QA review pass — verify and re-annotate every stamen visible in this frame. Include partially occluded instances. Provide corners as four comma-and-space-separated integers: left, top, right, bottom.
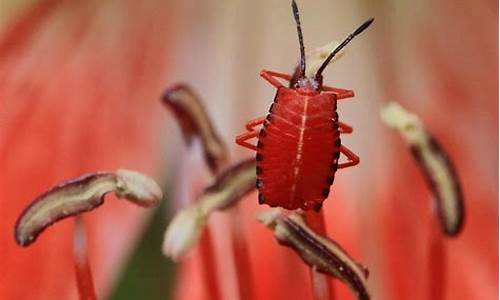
258, 210, 370, 300
305, 40, 345, 78
290, 40, 346, 87
163, 159, 256, 260
380, 102, 465, 236
15, 169, 163, 247
162, 84, 228, 174
73, 217, 97, 300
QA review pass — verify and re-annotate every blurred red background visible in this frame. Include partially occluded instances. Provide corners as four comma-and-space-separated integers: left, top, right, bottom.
0, 0, 497, 299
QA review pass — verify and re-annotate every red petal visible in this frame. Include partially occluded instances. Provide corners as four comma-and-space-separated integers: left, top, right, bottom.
0, 0, 175, 298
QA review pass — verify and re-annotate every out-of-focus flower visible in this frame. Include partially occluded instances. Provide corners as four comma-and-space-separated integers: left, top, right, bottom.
3, 0, 496, 300
0, 0, 175, 298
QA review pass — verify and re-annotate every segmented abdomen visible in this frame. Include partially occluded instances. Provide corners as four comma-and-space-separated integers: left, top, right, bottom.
257, 88, 340, 211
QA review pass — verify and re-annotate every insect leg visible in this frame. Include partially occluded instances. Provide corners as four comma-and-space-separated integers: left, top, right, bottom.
338, 145, 360, 169
236, 131, 259, 151
338, 122, 353, 134
236, 116, 265, 151
260, 70, 292, 88
245, 117, 265, 131
323, 85, 354, 100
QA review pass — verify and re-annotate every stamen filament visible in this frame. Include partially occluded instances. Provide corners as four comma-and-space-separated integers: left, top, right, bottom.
199, 228, 222, 300
305, 210, 336, 300
73, 217, 97, 300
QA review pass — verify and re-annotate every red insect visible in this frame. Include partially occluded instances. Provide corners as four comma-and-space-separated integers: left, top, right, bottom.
236, 1, 373, 211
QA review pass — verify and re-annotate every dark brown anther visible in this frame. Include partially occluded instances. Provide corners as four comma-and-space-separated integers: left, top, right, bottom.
200, 158, 257, 211
163, 158, 257, 260
161, 84, 228, 174
15, 170, 163, 247
409, 137, 465, 235
258, 210, 370, 300
381, 102, 465, 236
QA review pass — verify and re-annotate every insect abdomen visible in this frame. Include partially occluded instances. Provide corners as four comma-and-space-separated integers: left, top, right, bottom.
257, 88, 340, 211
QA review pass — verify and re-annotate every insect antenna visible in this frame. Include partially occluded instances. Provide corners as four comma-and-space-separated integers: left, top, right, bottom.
292, 0, 306, 78
315, 18, 374, 81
